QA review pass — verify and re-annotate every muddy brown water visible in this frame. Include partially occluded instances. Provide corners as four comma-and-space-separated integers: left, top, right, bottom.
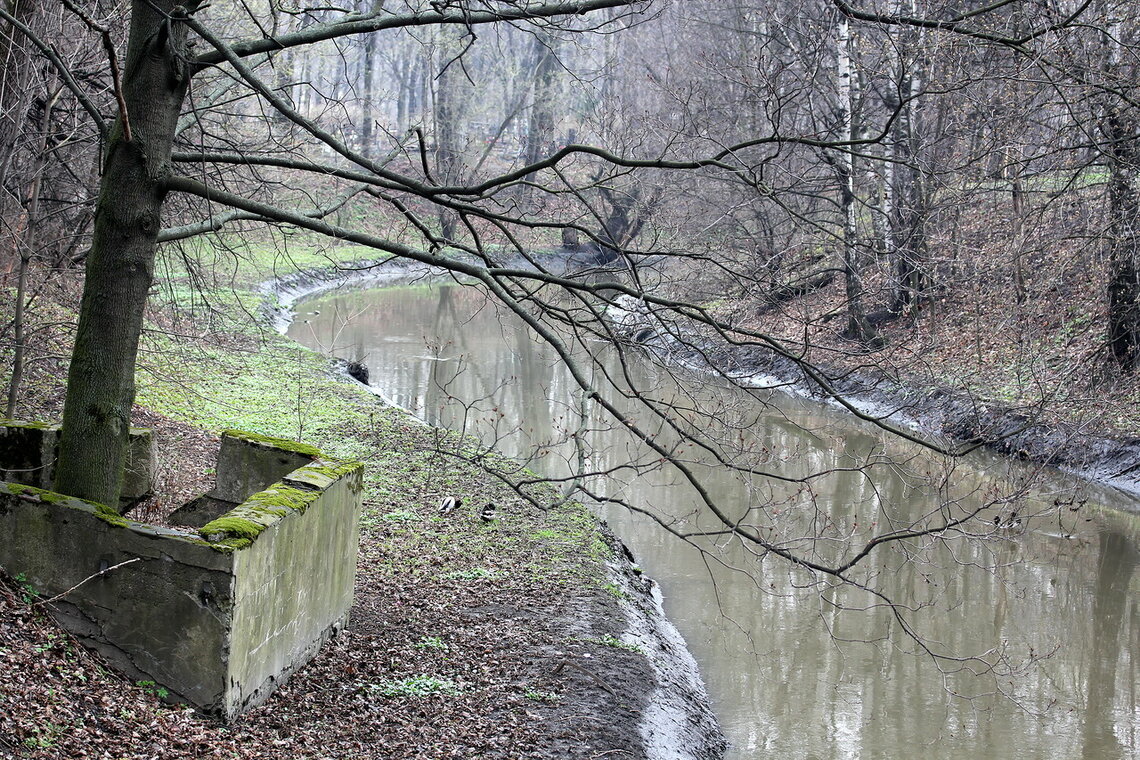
289, 283, 1139, 760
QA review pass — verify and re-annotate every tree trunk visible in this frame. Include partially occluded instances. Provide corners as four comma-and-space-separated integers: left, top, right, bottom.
884, 0, 929, 317
523, 32, 559, 171
1105, 107, 1140, 372
836, 13, 878, 347
269, 5, 295, 127
432, 28, 465, 241
0, 0, 40, 267
361, 31, 377, 156
4, 85, 58, 417
53, 0, 197, 507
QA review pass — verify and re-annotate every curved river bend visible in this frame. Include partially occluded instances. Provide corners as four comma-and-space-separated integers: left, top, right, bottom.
289, 283, 1139, 760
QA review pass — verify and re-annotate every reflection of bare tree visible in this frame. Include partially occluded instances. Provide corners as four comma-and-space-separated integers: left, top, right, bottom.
1081, 530, 1137, 760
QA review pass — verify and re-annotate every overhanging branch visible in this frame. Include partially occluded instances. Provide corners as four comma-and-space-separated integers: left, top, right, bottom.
194, 0, 646, 66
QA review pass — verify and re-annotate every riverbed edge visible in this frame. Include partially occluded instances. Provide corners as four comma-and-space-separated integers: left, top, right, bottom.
606, 295, 1140, 504
259, 257, 729, 760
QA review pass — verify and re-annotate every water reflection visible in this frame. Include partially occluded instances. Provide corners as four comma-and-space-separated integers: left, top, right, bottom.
289, 283, 1139, 760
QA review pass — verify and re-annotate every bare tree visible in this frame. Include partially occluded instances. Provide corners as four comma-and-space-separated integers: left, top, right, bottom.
4, 1, 1138, 689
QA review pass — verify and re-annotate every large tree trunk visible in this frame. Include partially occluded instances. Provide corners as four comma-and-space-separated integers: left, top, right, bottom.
432, 27, 466, 241
1105, 103, 1140, 371
836, 12, 878, 347
523, 32, 559, 171
53, 0, 196, 507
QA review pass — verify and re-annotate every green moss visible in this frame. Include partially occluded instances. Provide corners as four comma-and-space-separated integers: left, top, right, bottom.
222, 429, 322, 458
247, 484, 319, 514
93, 503, 129, 528
198, 484, 318, 543
1, 482, 130, 528
301, 460, 363, 479
0, 420, 55, 430
199, 515, 267, 539
286, 460, 365, 493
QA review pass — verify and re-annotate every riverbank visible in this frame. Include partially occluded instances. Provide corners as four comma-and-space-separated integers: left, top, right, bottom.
273, 257, 1140, 760
0, 252, 726, 759
608, 289, 1140, 503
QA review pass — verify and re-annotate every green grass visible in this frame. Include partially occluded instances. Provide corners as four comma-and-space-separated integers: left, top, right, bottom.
523, 688, 560, 703
156, 233, 394, 289
133, 243, 622, 605
414, 636, 448, 651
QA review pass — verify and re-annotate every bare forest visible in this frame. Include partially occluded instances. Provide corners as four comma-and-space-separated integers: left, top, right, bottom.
1, 0, 1139, 757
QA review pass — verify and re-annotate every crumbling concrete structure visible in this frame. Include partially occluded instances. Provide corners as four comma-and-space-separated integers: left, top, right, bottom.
0, 424, 363, 719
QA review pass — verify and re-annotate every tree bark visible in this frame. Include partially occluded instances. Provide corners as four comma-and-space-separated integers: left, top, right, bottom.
884, 0, 929, 317
1105, 104, 1140, 372
523, 31, 559, 172
4, 85, 58, 417
432, 27, 465, 241
836, 12, 878, 347
1100, 12, 1140, 372
0, 0, 40, 266
360, 30, 377, 156
53, 0, 197, 506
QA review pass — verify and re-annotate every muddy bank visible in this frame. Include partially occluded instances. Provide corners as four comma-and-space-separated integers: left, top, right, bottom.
504, 526, 726, 760
261, 256, 422, 331
262, 260, 727, 760
609, 296, 1140, 502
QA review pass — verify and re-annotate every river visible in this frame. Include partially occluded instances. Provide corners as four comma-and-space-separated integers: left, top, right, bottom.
288, 281, 1139, 760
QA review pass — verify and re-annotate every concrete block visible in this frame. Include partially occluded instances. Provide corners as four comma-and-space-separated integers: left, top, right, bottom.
210, 429, 318, 504
0, 421, 57, 488
0, 427, 362, 720
0, 421, 154, 508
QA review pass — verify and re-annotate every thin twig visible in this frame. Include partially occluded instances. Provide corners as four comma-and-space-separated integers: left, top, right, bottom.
33, 557, 143, 607
551, 659, 618, 696
60, 0, 132, 142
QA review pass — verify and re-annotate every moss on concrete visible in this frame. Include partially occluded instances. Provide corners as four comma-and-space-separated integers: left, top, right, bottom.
94, 503, 129, 528
221, 429, 321, 458
0, 481, 144, 533
246, 484, 319, 514
0, 420, 55, 430
199, 484, 318, 543
286, 460, 364, 492
301, 461, 363, 479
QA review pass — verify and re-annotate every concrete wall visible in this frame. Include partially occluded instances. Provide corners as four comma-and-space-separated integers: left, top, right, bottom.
226, 462, 362, 711
0, 421, 155, 506
0, 483, 234, 707
0, 426, 363, 719
210, 430, 319, 504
